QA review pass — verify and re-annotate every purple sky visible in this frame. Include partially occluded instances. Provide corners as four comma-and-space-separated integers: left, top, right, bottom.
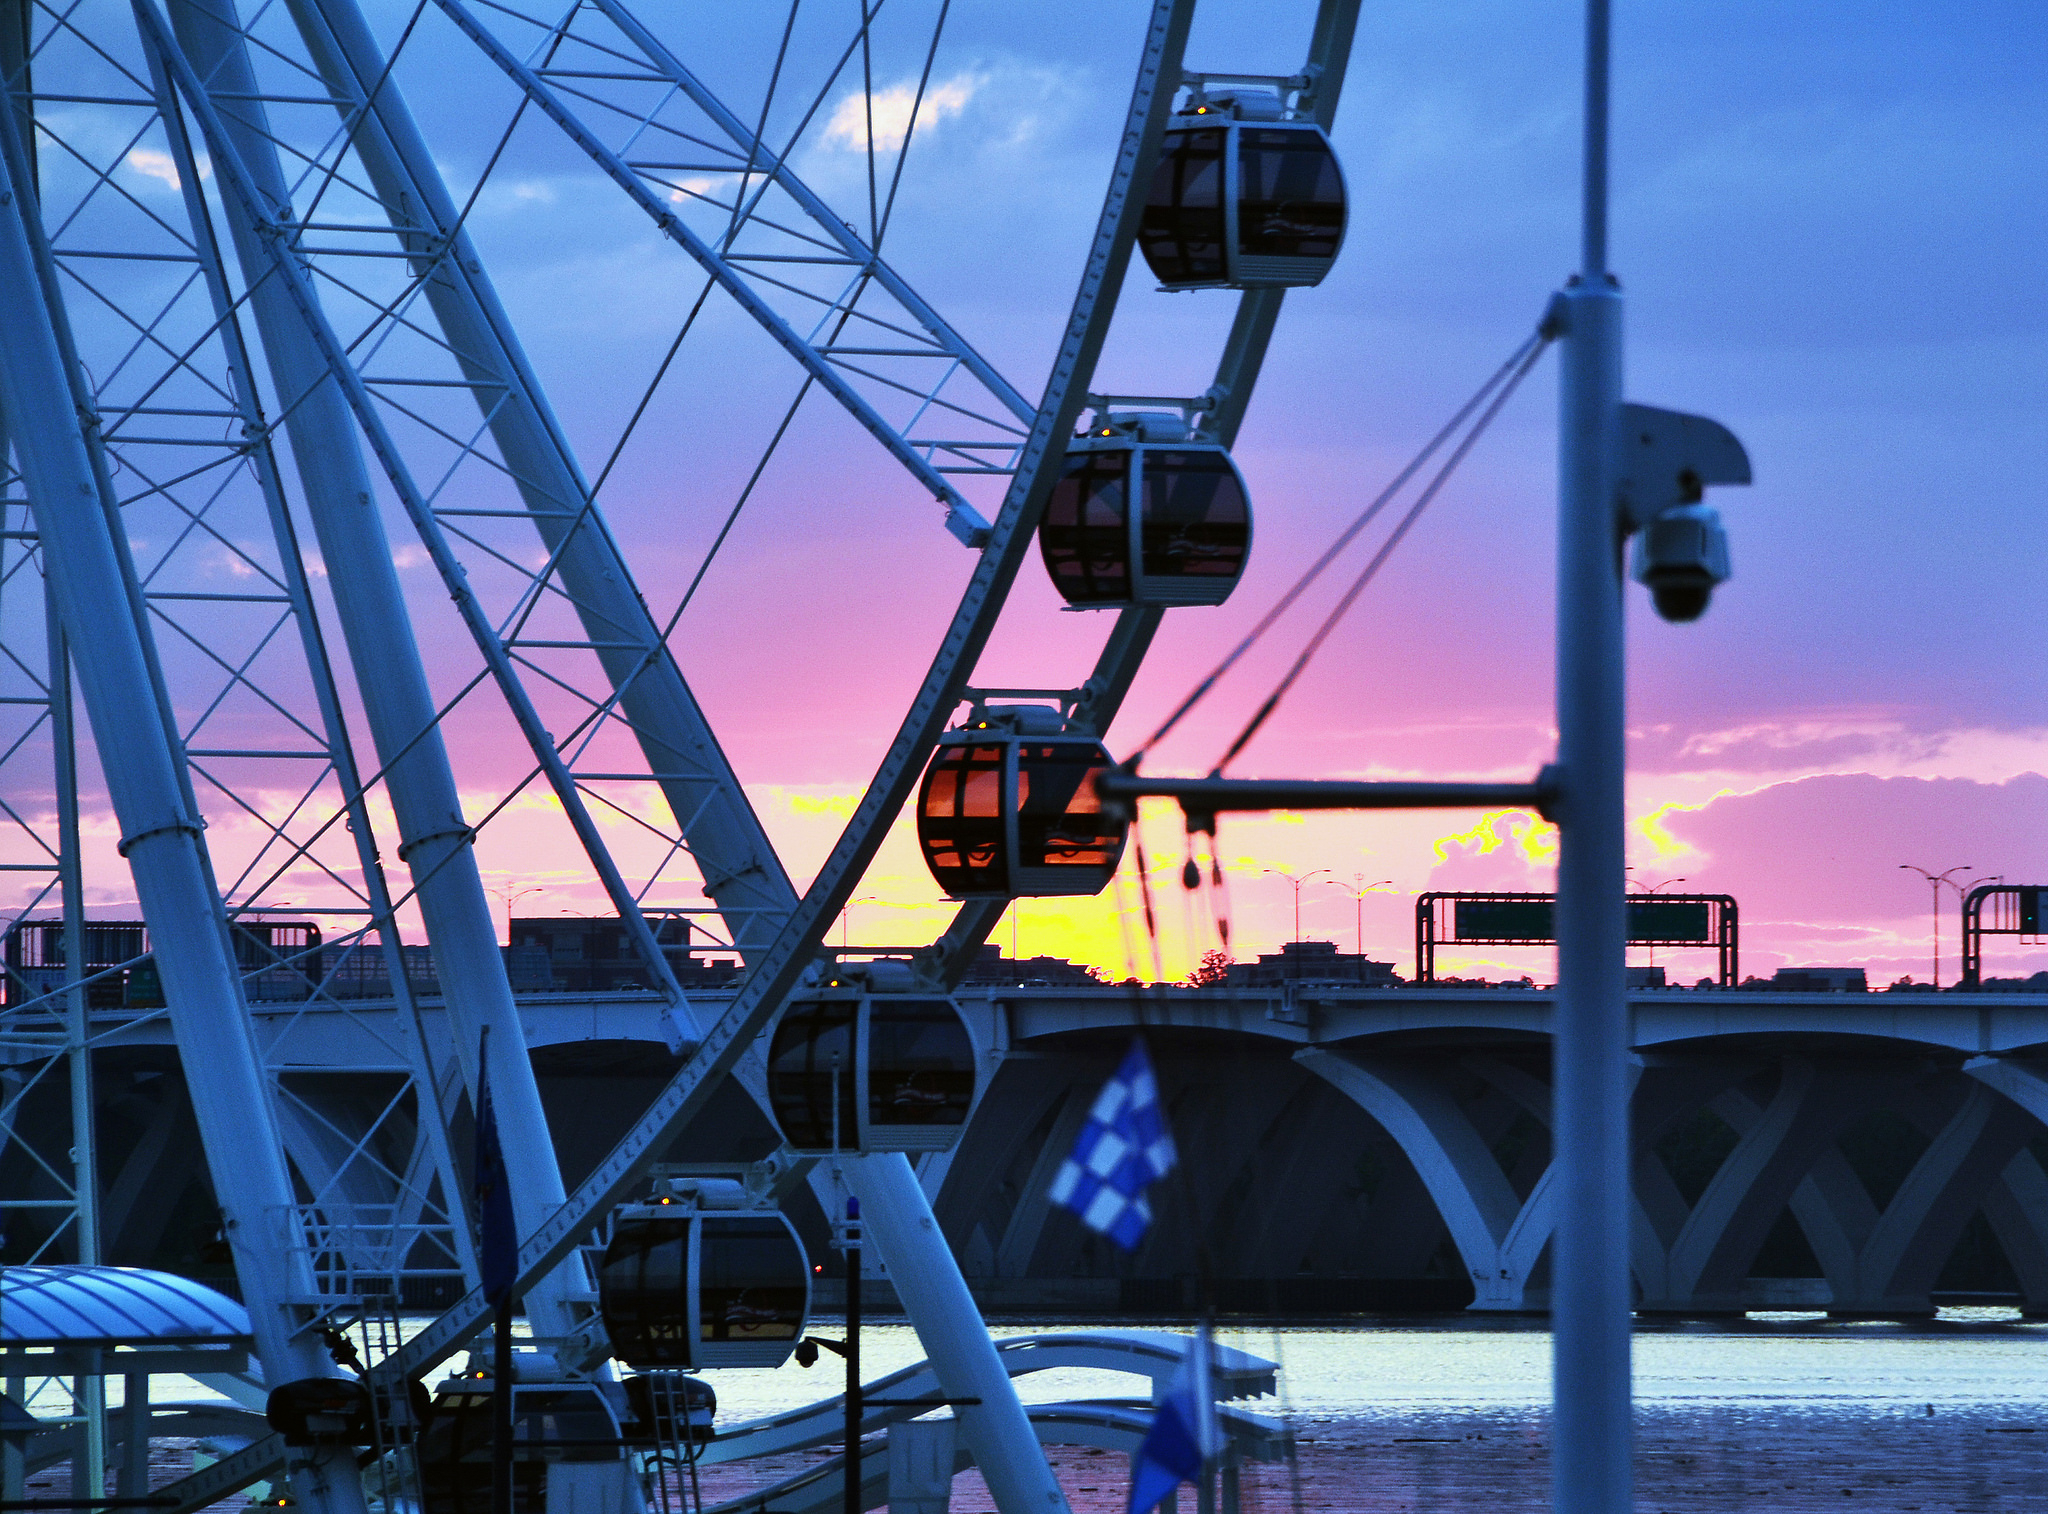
19, 0, 2047, 985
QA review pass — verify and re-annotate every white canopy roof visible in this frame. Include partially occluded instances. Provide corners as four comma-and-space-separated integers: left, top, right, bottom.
1, 1266, 251, 1347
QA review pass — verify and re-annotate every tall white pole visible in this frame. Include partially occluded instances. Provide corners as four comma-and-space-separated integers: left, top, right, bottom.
285, 0, 799, 959
0, 133, 368, 1514
1551, 0, 1631, 1511
842, 1156, 1071, 1514
162, 0, 584, 1335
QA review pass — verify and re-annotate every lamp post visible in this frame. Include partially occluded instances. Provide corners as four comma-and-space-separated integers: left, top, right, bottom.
841, 895, 881, 950
486, 884, 543, 941
1899, 864, 1974, 989
1327, 876, 1394, 960
1266, 868, 1330, 944
1625, 870, 1686, 970
1625, 872, 1686, 893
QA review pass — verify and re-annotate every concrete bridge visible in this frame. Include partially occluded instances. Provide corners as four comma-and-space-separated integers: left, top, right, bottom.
17, 983, 2048, 1318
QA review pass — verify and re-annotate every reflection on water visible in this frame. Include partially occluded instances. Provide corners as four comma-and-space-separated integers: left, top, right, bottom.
702, 1309, 2048, 1420
28, 1310, 2038, 1513
699, 1310, 2048, 1512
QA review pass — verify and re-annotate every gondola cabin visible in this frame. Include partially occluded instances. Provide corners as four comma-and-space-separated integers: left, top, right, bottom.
1139, 89, 1346, 291
917, 705, 1127, 897
767, 982, 978, 1154
419, 1369, 632, 1514
598, 1191, 809, 1370
1040, 412, 1250, 607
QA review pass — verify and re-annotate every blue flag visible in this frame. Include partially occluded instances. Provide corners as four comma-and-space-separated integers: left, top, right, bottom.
1048, 1039, 1176, 1251
474, 1034, 517, 1304
1129, 1324, 1222, 1514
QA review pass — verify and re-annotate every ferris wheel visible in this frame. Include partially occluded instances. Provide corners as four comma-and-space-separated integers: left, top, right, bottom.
0, 1, 1362, 1511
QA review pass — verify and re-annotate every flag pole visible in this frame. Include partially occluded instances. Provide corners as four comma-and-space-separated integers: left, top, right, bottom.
493, 1292, 513, 1514
843, 1195, 862, 1514
1051, 1029, 1216, 1514
1153, 1025, 1218, 1514
832, 1053, 862, 1514
476, 1023, 517, 1514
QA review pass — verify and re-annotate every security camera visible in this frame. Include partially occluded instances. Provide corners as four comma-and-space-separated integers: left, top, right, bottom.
1612, 404, 1749, 623
1631, 501, 1730, 623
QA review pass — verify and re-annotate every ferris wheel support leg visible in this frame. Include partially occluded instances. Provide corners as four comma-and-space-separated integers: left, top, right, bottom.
842, 1155, 1071, 1514
161, 0, 584, 1336
0, 127, 369, 1514
279, 0, 799, 959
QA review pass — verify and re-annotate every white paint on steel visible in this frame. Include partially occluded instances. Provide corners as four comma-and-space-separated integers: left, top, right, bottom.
0, 137, 369, 1514
843, 1153, 1071, 1514
160, 0, 581, 1331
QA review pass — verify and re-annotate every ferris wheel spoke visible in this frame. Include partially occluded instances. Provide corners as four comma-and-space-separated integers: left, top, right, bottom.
146, 0, 803, 964
427, 0, 1029, 545
298, 0, 1211, 1412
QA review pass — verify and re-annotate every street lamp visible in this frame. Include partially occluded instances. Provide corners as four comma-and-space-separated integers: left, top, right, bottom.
1899, 864, 1974, 990
1266, 868, 1330, 944
1625, 869, 1687, 894
1626, 870, 1686, 970
487, 884, 544, 940
841, 895, 881, 950
1326, 876, 1394, 959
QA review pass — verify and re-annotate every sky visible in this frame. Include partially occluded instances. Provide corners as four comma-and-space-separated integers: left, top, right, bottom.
14, 0, 2048, 988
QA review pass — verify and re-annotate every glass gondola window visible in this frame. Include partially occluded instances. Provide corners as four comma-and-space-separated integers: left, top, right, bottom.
917, 713, 1127, 899
596, 1218, 689, 1363
599, 1201, 810, 1370
1138, 95, 1346, 290
1140, 450, 1249, 582
1139, 127, 1226, 286
1039, 429, 1251, 609
765, 999, 858, 1151
1040, 449, 1131, 602
917, 743, 1008, 896
1236, 128, 1345, 261
867, 999, 975, 1133
768, 986, 978, 1154
1015, 743, 1120, 879
698, 1217, 806, 1344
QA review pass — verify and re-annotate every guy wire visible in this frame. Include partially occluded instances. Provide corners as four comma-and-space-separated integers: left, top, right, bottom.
1209, 329, 1553, 775
1126, 325, 1548, 768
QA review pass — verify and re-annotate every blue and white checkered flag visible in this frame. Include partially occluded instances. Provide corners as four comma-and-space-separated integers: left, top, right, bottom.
1048, 1039, 1176, 1250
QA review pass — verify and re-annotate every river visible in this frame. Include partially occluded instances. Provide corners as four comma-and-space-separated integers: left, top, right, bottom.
22, 1308, 2045, 1512
695, 1308, 2048, 1513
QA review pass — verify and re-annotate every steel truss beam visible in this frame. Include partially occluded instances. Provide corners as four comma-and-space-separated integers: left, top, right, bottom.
150, 1, 1209, 1507
0, 75, 370, 1514
428, 0, 1033, 545
156, 0, 1034, 1310
158, 0, 586, 1328
139, 2, 1360, 1507
2, 0, 481, 1324
134, 0, 699, 1016
437, 0, 1197, 1400
209, 0, 805, 966
0, 465, 109, 1490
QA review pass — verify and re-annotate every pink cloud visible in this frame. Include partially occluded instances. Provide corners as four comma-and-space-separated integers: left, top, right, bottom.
1658, 771, 2048, 979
